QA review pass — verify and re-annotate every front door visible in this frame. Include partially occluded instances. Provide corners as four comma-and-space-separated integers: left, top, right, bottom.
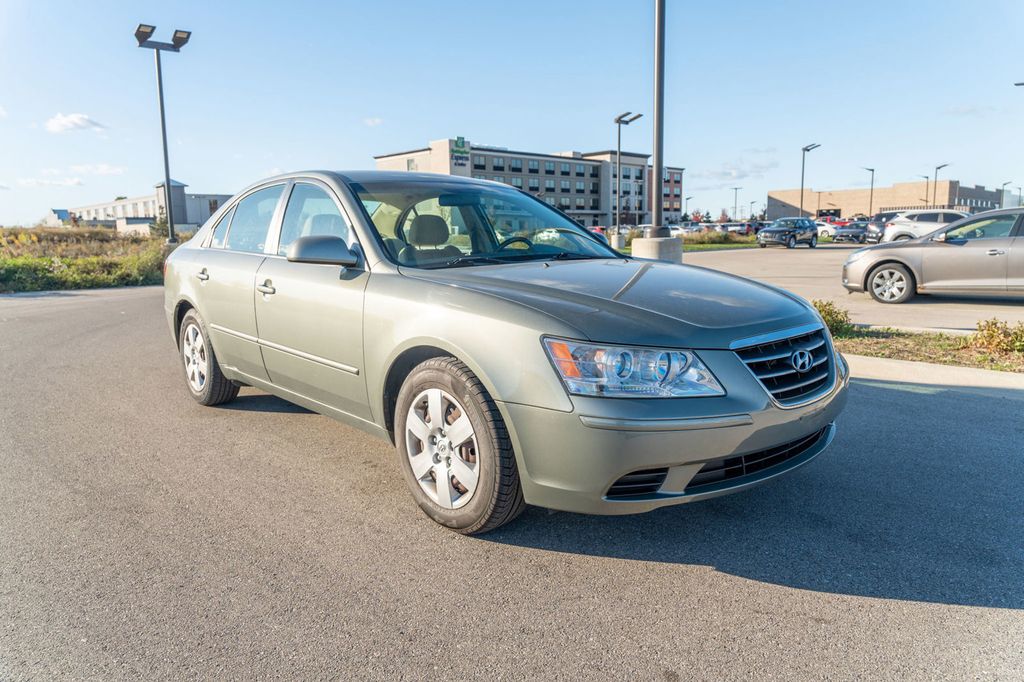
197, 184, 287, 381
920, 213, 1020, 293
253, 182, 371, 420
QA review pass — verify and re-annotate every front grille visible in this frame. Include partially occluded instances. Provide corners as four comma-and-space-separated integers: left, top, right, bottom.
685, 427, 828, 492
606, 468, 668, 499
735, 328, 833, 406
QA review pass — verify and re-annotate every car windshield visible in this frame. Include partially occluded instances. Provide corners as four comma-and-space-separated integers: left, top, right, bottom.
769, 219, 798, 229
350, 179, 619, 268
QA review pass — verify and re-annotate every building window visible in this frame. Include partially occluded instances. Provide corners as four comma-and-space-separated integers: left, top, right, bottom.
545, 161, 555, 175
663, 201, 671, 210
673, 172, 682, 182
544, 197, 556, 206
560, 180, 571, 193
575, 181, 585, 194
473, 174, 484, 180
406, 159, 417, 171
590, 199, 600, 210
560, 162, 570, 176
575, 197, 585, 209
208, 199, 219, 214
636, 201, 643, 211
528, 159, 539, 173
591, 166, 599, 178
493, 176, 504, 183
473, 155, 486, 170
510, 158, 522, 172
545, 179, 556, 191
636, 168, 643, 180
590, 182, 599, 193
528, 178, 539, 191
622, 167, 632, 179
673, 187, 681, 196
575, 163, 585, 176
559, 197, 570, 208
511, 177, 523, 188
492, 157, 505, 171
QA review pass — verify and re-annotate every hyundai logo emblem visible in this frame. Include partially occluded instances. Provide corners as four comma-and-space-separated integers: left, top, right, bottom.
790, 349, 814, 373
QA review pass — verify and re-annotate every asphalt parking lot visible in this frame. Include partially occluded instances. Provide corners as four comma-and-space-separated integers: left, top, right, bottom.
686, 244, 1024, 332
1, 287, 1022, 679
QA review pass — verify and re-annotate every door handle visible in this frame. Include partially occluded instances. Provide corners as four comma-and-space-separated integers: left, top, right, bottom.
986, 249, 1006, 256
256, 281, 276, 295
196, 269, 209, 281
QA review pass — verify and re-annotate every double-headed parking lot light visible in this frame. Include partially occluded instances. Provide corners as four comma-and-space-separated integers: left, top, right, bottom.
1000, 181, 1012, 208
863, 167, 875, 216
933, 163, 949, 207
613, 112, 643, 232
135, 23, 191, 244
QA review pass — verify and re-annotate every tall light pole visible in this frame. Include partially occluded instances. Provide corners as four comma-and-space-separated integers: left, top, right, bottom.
684, 195, 693, 216
1000, 181, 1012, 208
749, 200, 756, 219
799, 143, 820, 217
135, 24, 190, 245
1018, 186, 1022, 207
648, 0, 667, 236
863, 167, 875, 216
731, 187, 741, 220
613, 112, 642, 231
918, 175, 930, 205
933, 163, 949, 207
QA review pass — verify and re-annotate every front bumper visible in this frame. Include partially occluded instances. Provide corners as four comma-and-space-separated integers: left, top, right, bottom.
500, 349, 850, 515
841, 258, 871, 292
757, 233, 794, 245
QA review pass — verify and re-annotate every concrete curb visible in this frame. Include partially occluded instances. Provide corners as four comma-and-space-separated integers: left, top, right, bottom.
845, 353, 1024, 397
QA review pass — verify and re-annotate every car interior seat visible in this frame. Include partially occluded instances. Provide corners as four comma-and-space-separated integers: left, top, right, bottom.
398, 215, 462, 264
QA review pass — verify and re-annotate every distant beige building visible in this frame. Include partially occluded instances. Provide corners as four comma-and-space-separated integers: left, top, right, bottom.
69, 179, 230, 232
375, 137, 687, 226
767, 180, 1009, 220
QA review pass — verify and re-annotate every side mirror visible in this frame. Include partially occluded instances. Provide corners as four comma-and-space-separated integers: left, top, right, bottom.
932, 232, 947, 243
286, 235, 359, 266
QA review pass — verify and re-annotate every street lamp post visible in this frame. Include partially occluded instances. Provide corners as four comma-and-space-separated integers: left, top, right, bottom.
933, 163, 949, 207
731, 187, 741, 221
1000, 181, 1012, 208
684, 195, 693, 216
613, 112, 642, 232
863, 167, 875, 216
1018, 186, 1023, 207
799, 143, 820, 218
918, 175, 930, 205
749, 200, 756, 219
649, 0, 667, 236
135, 24, 191, 245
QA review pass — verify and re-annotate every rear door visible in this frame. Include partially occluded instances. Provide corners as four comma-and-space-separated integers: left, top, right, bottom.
197, 184, 286, 381
253, 181, 372, 420
1005, 215, 1024, 294
920, 213, 1019, 293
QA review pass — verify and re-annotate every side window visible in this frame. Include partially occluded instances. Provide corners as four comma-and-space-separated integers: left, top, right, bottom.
224, 185, 284, 253
945, 215, 1018, 241
942, 212, 963, 223
278, 183, 351, 256
208, 205, 235, 249
915, 212, 939, 223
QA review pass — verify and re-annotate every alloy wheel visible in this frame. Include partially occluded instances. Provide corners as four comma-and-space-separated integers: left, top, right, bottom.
181, 323, 208, 392
405, 388, 480, 509
871, 269, 907, 302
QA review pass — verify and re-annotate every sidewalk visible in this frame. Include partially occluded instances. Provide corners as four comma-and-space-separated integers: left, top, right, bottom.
846, 353, 1024, 399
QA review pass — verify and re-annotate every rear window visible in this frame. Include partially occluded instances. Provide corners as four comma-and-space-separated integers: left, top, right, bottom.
224, 185, 284, 253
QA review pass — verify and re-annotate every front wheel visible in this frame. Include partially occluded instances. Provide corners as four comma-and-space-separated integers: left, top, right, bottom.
395, 357, 525, 534
809, 235, 818, 248
868, 264, 915, 304
178, 309, 239, 406
759, 243, 767, 248
786, 236, 796, 249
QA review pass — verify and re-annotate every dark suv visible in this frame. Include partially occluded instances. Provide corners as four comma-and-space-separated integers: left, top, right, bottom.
757, 217, 819, 248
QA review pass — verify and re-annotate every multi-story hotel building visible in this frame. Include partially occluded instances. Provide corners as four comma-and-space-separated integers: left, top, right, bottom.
375, 137, 686, 227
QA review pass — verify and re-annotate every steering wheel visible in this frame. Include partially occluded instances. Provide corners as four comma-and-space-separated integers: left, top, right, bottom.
496, 236, 534, 250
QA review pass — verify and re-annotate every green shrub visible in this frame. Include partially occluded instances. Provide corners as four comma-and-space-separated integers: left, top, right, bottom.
0, 241, 167, 293
966, 318, 1024, 353
812, 299, 855, 337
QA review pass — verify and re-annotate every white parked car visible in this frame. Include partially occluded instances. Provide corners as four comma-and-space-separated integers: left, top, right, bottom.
881, 210, 968, 242
815, 221, 835, 239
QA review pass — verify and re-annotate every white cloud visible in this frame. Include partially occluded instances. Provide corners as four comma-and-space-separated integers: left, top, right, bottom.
45, 112, 106, 133
18, 177, 84, 187
0, 182, 10, 190
363, 117, 383, 127
70, 163, 125, 176
40, 167, 62, 176
690, 159, 780, 191
0, 105, 7, 119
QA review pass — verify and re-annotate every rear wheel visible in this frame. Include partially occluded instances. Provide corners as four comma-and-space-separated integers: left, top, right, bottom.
868, 264, 915, 304
395, 357, 525, 534
759, 243, 767, 248
178, 309, 239, 406
809, 235, 818, 248
786, 236, 796, 249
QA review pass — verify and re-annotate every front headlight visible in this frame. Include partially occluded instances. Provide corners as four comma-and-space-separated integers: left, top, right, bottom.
846, 248, 869, 264
542, 337, 725, 398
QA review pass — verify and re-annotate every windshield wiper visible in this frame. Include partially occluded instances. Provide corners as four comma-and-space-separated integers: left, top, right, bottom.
545, 252, 607, 261
433, 255, 509, 268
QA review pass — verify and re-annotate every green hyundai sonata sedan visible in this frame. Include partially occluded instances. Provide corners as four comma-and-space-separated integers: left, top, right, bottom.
164, 171, 849, 534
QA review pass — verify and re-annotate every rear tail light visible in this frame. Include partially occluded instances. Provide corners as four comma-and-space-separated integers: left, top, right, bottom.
885, 222, 894, 227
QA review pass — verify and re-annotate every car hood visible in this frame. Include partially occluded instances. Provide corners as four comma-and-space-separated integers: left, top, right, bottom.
760, 227, 795, 233
402, 259, 818, 349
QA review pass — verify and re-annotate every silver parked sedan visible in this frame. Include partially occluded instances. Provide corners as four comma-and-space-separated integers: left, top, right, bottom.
164, 171, 849, 534
842, 208, 1024, 303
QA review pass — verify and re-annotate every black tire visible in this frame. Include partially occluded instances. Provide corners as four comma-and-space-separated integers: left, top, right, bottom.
809, 235, 818, 248
394, 357, 525, 535
178, 308, 240, 406
786, 236, 796, 249
867, 263, 916, 304
759, 243, 767, 248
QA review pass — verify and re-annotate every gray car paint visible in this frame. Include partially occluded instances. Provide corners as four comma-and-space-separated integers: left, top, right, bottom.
165, 171, 848, 515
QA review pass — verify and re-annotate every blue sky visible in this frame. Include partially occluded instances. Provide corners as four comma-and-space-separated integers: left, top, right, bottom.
1, 0, 1022, 224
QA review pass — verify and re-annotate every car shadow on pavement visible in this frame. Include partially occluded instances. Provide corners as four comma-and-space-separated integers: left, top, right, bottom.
217, 393, 313, 414
485, 378, 1024, 609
